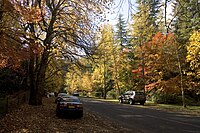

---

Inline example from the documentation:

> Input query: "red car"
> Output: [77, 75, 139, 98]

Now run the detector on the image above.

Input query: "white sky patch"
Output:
[104, 0, 174, 27]
[105, 0, 131, 26]
[166, 1, 174, 21]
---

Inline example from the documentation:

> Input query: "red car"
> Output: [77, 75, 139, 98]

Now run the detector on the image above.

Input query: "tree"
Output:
[184, 35, 200, 103]
[5, 0, 112, 105]
[115, 14, 128, 47]
[187, 31, 200, 78]
[0, 0, 29, 69]
[91, 24, 115, 99]
[65, 64, 80, 93]
[0, 0, 30, 95]
[45, 56, 68, 93]
[132, 0, 161, 39]
[169, 0, 200, 107]
[130, 1, 156, 92]
[173, 0, 200, 43]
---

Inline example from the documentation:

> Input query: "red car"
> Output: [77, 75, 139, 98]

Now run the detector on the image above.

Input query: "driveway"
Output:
[82, 98, 200, 133]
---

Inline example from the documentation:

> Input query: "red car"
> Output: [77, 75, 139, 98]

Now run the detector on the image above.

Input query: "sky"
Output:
[106, 0, 132, 26]
[105, 0, 173, 27]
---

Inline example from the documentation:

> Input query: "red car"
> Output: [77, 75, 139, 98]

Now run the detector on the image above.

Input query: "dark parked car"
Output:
[56, 96, 83, 118]
[55, 93, 68, 103]
[72, 92, 79, 97]
[118, 91, 146, 105]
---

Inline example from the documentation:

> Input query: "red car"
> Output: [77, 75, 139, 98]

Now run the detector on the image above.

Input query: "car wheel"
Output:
[140, 102, 145, 105]
[129, 99, 134, 105]
[78, 113, 83, 118]
[119, 99, 123, 103]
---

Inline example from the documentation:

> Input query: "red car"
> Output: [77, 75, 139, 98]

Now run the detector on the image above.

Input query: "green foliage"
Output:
[174, 0, 200, 43]
[0, 68, 26, 94]
[115, 14, 128, 47]
[107, 89, 117, 99]
[151, 92, 200, 106]
[132, 0, 161, 43]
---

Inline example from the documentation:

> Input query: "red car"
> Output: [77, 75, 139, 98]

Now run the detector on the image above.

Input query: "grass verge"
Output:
[144, 101, 200, 115]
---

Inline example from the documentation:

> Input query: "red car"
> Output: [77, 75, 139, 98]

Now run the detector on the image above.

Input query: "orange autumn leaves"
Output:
[0, 34, 29, 69]
[17, 6, 43, 23]
[132, 32, 175, 79]
[11, 0, 45, 23]
[0, 0, 45, 69]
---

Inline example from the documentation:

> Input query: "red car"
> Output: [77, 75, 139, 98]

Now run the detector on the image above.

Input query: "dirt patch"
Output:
[0, 98, 133, 133]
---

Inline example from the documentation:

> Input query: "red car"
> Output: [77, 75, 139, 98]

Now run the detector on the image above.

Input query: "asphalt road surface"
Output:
[82, 98, 200, 133]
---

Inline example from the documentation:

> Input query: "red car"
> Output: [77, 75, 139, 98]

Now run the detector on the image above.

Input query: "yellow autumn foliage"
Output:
[187, 31, 200, 77]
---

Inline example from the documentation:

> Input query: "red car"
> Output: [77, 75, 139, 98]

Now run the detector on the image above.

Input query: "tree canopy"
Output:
[1, 0, 200, 106]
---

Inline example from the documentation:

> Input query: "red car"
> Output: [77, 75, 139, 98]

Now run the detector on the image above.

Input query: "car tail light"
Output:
[59, 103, 65, 108]
[76, 104, 83, 108]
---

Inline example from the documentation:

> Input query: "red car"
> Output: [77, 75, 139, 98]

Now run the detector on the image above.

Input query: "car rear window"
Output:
[61, 98, 80, 102]
[135, 92, 144, 95]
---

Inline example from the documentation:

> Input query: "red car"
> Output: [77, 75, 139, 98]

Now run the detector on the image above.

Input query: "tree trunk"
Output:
[178, 59, 186, 108]
[27, 0, 56, 105]
[103, 90, 107, 99]
[28, 47, 49, 105]
[111, 44, 120, 96]
[116, 82, 120, 96]
[103, 57, 107, 99]
[28, 47, 42, 105]
[141, 51, 145, 93]
[175, 42, 186, 108]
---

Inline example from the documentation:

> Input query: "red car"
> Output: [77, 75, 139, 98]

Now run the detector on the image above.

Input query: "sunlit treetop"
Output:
[8, 0, 114, 59]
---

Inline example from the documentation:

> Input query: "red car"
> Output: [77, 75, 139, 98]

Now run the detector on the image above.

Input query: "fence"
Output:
[0, 91, 29, 118]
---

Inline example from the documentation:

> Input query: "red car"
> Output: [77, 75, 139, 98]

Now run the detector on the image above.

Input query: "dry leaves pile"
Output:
[0, 98, 132, 133]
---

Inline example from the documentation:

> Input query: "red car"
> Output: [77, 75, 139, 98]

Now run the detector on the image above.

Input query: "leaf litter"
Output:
[0, 97, 134, 133]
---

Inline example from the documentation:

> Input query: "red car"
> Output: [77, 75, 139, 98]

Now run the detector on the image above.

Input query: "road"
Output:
[82, 98, 200, 133]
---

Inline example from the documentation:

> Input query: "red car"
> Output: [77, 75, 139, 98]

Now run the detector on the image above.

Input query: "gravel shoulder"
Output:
[0, 97, 133, 133]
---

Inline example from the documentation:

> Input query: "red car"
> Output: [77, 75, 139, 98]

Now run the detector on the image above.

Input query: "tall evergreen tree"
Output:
[147, 0, 161, 29]
[131, 0, 162, 45]
[164, 0, 200, 107]
[135, 0, 161, 34]
[174, 0, 200, 43]
[115, 14, 128, 47]
[115, 14, 136, 94]
[130, 0, 162, 92]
